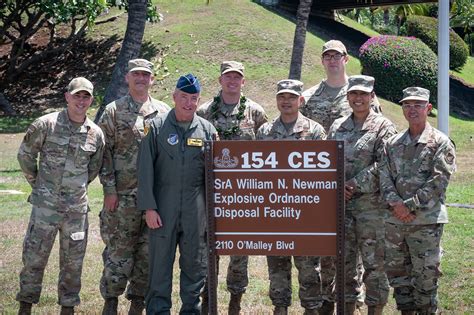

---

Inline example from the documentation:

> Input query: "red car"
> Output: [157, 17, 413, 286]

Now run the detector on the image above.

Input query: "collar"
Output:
[62, 109, 90, 133]
[169, 108, 199, 130]
[339, 109, 377, 131]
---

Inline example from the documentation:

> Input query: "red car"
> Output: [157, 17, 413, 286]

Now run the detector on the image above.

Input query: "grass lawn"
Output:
[451, 56, 474, 86]
[1, 0, 473, 313]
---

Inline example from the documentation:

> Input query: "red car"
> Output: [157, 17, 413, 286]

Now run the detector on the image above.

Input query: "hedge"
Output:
[359, 35, 438, 106]
[465, 33, 474, 56]
[402, 15, 469, 70]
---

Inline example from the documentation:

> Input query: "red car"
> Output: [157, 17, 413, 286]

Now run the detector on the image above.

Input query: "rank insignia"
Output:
[143, 121, 150, 136]
[167, 134, 179, 145]
[187, 138, 203, 147]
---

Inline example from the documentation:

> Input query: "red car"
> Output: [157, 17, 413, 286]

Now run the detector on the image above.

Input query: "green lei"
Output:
[210, 94, 247, 139]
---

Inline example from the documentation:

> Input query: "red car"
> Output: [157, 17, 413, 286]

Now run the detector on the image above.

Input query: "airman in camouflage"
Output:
[301, 40, 381, 132]
[97, 59, 170, 315]
[16, 77, 105, 315]
[379, 87, 456, 315]
[327, 75, 396, 315]
[197, 61, 267, 314]
[257, 79, 325, 315]
[300, 40, 370, 314]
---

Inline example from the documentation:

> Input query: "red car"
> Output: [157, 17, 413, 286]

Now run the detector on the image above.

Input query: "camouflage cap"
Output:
[322, 40, 347, 55]
[276, 79, 303, 96]
[220, 61, 244, 76]
[347, 75, 375, 93]
[128, 58, 153, 73]
[67, 77, 93, 95]
[399, 87, 430, 103]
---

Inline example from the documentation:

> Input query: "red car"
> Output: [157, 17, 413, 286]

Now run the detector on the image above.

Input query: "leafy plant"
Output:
[402, 15, 469, 70]
[359, 35, 438, 105]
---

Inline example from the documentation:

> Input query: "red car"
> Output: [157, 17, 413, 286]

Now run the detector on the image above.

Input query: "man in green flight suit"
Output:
[137, 74, 218, 314]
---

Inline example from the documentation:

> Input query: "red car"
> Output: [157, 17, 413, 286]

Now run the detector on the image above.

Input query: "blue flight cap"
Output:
[176, 73, 201, 94]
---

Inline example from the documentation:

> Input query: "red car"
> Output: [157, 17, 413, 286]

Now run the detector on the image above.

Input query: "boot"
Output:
[401, 311, 415, 315]
[228, 293, 242, 315]
[367, 305, 384, 315]
[303, 308, 319, 315]
[60, 306, 74, 315]
[102, 297, 118, 315]
[319, 300, 335, 315]
[274, 306, 288, 315]
[345, 302, 357, 315]
[128, 296, 145, 315]
[18, 301, 32, 315]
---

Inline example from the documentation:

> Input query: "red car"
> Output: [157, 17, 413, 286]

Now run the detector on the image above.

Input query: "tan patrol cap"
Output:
[128, 58, 154, 73]
[67, 77, 93, 95]
[276, 79, 303, 96]
[322, 40, 347, 55]
[347, 75, 375, 93]
[399, 87, 430, 103]
[220, 61, 245, 76]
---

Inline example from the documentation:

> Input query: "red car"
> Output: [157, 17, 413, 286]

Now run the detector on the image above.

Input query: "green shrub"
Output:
[465, 33, 474, 56]
[359, 35, 438, 105]
[402, 15, 469, 70]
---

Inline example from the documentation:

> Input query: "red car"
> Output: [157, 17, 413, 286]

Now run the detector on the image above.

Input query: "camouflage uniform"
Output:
[300, 80, 382, 307]
[301, 80, 381, 132]
[197, 92, 267, 296]
[328, 110, 396, 306]
[257, 113, 326, 310]
[16, 109, 104, 306]
[98, 94, 170, 300]
[379, 123, 456, 313]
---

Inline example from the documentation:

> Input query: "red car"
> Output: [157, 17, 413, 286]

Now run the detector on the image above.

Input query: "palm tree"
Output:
[394, 4, 430, 34]
[288, 0, 313, 80]
[95, 0, 148, 122]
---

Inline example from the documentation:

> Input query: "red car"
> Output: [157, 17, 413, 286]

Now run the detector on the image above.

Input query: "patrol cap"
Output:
[322, 40, 347, 55]
[176, 73, 201, 94]
[276, 79, 304, 96]
[347, 75, 375, 93]
[399, 87, 430, 103]
[67, 77, 93, 95]
[128, 58, 154, 74]
[220, 61, 245, 76]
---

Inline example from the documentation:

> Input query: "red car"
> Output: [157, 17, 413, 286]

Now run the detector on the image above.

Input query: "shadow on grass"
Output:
[1, 34, 165, 132]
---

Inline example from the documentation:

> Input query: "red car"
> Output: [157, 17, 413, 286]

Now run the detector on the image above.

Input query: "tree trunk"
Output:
[288, 0, 313, 80]
[95, 0, 148, 122]
[383, 9, 390, 26]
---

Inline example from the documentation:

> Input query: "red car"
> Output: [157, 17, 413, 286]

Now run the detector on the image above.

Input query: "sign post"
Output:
[205, 140, 345, 314]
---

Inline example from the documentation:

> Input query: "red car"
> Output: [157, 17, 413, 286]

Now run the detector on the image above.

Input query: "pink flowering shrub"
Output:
[359, 35, 438, 105]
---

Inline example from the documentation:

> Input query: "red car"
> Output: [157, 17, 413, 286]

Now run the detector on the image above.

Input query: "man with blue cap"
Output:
[137, 74, 218, 314]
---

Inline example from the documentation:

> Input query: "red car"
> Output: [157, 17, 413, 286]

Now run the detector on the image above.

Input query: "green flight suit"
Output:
[137, 109, 217, 314]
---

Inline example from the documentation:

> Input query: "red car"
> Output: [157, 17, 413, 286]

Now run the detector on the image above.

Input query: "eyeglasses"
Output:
[402, 103, 428, 110]
[322, 53, 344, 61]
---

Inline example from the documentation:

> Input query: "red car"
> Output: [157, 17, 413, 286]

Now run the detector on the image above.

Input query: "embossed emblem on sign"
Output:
[214, 148, 238, 168]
